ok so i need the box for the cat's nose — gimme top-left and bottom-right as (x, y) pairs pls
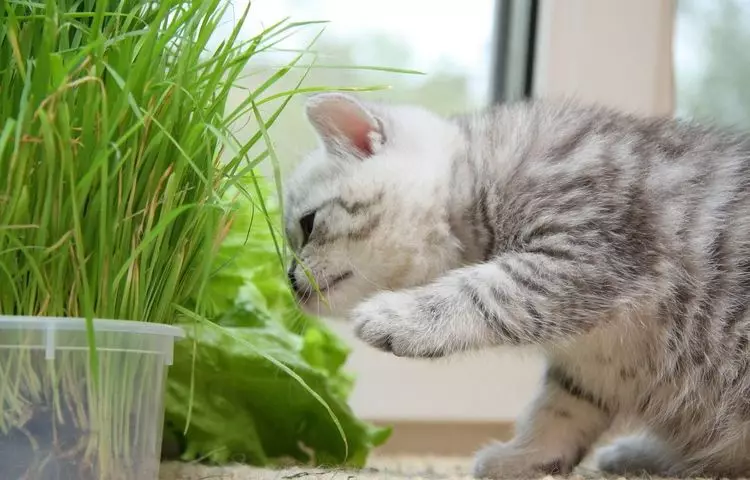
(288, 269), (300, 295)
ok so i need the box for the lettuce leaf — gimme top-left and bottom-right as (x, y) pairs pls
(163, 178), (390, 466)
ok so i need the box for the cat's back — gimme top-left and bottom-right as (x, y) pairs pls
(455, 98), (750, 253)
(456, 98), (750, 177)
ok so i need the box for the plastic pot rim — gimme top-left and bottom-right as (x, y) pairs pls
(0, 315), (185, 339)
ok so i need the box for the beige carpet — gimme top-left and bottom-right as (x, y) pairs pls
(160, 456), (476, 479)
(158, 457), (644, 480)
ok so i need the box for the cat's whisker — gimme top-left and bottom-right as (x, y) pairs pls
(321, 275), (332, 307)
(344, 257), (385, 290)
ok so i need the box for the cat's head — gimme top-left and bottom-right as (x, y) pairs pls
(283, 93), (464, 317)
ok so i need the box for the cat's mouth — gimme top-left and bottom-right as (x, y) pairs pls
(300, 271), (353, 300)
(316, 271), (354, 294)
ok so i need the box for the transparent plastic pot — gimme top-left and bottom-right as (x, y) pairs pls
(0, 316), (184, 480)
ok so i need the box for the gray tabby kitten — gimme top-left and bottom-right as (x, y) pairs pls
(283, 92), (750, 478)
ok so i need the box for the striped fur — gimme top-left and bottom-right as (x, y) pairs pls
(283, 93), (750, 478)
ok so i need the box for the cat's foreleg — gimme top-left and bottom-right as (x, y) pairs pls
(353, 250), (622, 358)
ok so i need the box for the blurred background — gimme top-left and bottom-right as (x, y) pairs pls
(219, 0), (750, 455)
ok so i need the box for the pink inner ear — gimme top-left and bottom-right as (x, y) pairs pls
(326, 102), (376, 156)
(346, 122), (375, 156)
(308, 94), (379, 157)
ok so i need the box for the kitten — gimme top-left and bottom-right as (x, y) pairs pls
(283, 92), (750, 478)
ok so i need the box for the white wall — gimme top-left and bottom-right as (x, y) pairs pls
(330, 323), (545, 422)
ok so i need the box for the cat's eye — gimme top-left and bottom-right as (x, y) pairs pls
(299, 211), (316, 245)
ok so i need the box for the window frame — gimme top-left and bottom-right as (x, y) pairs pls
(491, 0), (539, 104)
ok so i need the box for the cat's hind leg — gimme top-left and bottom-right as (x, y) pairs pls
(473, 364), (612, 479)
(595, 433), (678, 475)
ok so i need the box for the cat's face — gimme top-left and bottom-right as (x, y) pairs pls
(283, 93), (464, 318)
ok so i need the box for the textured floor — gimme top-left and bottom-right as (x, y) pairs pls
(160, 456), (477, 479)
(158, 457), (660, 480)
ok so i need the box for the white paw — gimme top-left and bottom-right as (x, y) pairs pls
(351, 291), (448, 358)
(473, 441), (578, 479)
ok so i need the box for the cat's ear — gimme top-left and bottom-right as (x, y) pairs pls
(305, 93), (384, 158)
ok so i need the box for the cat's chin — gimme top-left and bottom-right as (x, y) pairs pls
(296, 291), (358, 320)
(294, 274), (373, 319)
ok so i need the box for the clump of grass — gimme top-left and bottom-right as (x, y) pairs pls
(0, 0), (355, 477)
(0, 0), (303, 324)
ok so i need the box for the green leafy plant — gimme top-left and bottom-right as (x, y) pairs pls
(163, 177), (390, 467)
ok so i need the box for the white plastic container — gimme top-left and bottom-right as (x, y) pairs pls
(0, 316), (184, 480)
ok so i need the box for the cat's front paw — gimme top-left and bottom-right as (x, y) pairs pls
(351, 291), (447, 358)
(474, 441), (577, 479)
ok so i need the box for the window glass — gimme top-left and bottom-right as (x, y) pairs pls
(674, 0), (750, 129)
(216, 0), (497, 170)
